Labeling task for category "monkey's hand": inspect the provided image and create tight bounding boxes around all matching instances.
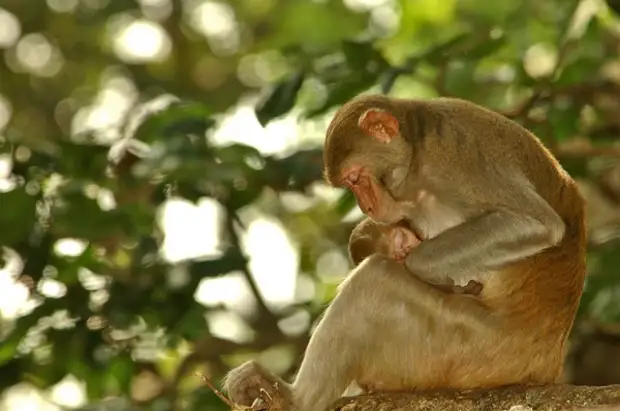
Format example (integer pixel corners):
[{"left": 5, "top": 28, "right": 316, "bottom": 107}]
[
  {"left": 223, "top": 361, "right": 294, "bottom": 410},
  {"left": 387, "top": 226, "right": 421, "bottom": 263}
]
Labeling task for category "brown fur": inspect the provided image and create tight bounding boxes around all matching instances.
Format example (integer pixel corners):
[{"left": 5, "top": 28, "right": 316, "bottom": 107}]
[
  {"left": 348, "top": 217, "right": 482, "bottom": 295},
  {"left": 223, "top": 95, "right": 587, "bottom": 411}
]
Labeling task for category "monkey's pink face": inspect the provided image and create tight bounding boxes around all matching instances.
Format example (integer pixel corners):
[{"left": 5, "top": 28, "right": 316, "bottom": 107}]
[{"left": 341, "top": 165, "right": 403, "bottom": 224}]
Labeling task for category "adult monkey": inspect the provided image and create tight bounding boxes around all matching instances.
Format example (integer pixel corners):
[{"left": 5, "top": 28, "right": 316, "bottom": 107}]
[{"left": 223, "top": 94, "right": 587, "bottom": 411}]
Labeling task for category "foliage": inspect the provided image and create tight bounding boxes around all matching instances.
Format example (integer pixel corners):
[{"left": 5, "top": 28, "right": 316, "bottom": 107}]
[{"left": 1, "top": 0, "right": 620, "bottom": 410}]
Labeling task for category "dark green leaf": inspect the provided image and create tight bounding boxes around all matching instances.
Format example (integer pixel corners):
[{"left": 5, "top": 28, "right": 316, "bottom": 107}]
[
  {"left": 443, "top": 61, "right": 478, "bottom": 96},
  {"left": 304, "top": 73, "right": 375, "bottom": 118},
  {"left": 174, "top": 305, "right": 207, "bottom": 341},
  {"left": 423, "top": 33, "right": 471, "bottom": 64},
  {"left": 133, "top": 101, "right": 215, "bottom": 144},
  {"left": 547, "top": 101, "right": 581, "bottom": 141},
  {"left": 256, "top": 71, "right": 306, "bottom": 126},
  {"left": 556, "top": 58, "right": 600, "bottom": 87},
  {"left": 188, "top": 248, "right": 247, "bottom": 278},
  {"left": 462, "top": 35, "right": 506, "bottom": 60},
  {"left": 607, "top": 0, "right": 620, "bottom": 14},
  {"left": 0, "top": 301, "right": 63, "bottom": 366},
  {"left": 108, "top": 355, "right": 136, "bottom": 393},
  {"left": 335, "top": 191, "right": 357, "bottom": 217},
  {"left": 52, "top": 192, "right": 125, "bottom": 241},
  {"left": 0, "top": 186, "right": 37, "bottom": 246},
  {"left": 342, "top": 40, "right": 388, "bottom": 71},
  {"left": 55, "top": 141, "right": 109, "bottom": 181}
]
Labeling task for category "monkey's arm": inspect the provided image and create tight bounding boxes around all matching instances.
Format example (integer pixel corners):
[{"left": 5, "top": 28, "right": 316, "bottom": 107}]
[{"left": 404, "top": 191, "right": 566, "bottom": 285}]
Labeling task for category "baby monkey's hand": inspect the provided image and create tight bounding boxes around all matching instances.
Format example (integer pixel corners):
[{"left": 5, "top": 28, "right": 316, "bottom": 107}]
[{"left": 387, "top": 226, "right": 421, "bottom": 263}]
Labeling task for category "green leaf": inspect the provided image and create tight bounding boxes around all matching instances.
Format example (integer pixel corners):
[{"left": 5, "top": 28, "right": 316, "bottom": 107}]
[
  {"left": 51, "top": 192, "right": 125, "bottom": 241},
  {"left": 462, "top": 35, "right": 506, "bottom": 60},
  {"left": 304, "top": 73, "right": 375, "bottom": 118},
  {"left": 342, "top": 40, "right": 388, "bottom": 71},
  {"left": 0, "top": 301, "right": 62, "bottom": 366},
  {"left": 547, "top": 101, "right": 581, "bottom": 141},
  {"left": 188, "top": 248, "right": 247, "bottom": 278},
  {"left": 423, "top": 32, "right": 471, "bottom": 64},
  {"left": 267, "top": 148, "right": 324, "bottom": 192},
  {"left": 335, "top": 191, "right": 357, "bottom": 217},
  {"left": 0, "top": 187, "right": 37, "bottom": 247},
  {"left": 108, "top": 355, "right": 136, "bottom": 394},
  {"left": 174, "top": 305, "right": 207, "bottom": 341},
  {"left": 580, "top": 242, "right": 620, "bottom": 321},
  {"left": 55, "top": 141, "right": 109, "bottom": 181},
  {"left": 555, "top": 58, "right": 600, "bottom": 87},
  {"left": 133, "top": 101, "right": 216, "bottom": 144},
  {"left": 443, "top": 60, "right": 478, "bottom": 96},
  {"left": 255, "top": 71, "right": 306, "bottom": 126},
  {"left": 607, "top": 0, "right": 620, "bottom": 15}
]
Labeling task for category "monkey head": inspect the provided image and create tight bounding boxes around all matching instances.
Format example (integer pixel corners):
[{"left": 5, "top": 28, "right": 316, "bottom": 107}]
[{"left": 323, "top": 95, "right": 414, "bottom": 224}]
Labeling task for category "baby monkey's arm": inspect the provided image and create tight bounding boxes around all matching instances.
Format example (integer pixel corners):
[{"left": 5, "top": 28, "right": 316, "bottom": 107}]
[{"left": 349, "top": 218, "right": 482, "bottom": 296}]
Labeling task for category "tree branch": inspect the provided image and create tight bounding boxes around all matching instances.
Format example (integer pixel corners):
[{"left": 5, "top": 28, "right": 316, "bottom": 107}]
[{"left": 330, "top": 384, "right": 620, "bottom": 411}]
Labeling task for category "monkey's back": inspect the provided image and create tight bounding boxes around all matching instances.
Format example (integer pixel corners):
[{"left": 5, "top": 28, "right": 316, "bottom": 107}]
[{"left": 425, "top": 98, "right": 587, "bottom": 379}]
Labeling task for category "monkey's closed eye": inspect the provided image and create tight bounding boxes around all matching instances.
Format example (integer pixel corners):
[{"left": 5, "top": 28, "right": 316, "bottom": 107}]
[{"left": 345, "top": 169, "right": 361, "bottom": 185}]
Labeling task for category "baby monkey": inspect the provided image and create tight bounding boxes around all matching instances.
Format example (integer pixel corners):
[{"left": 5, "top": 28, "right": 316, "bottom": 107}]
[{"left": 349, "top": 217, "right": 483, "bottom": 295}]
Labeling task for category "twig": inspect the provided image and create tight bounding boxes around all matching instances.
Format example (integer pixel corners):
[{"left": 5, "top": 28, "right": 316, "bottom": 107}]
[
  {"left": 223, "top": 208, "right": 278, "bottom": 323},
  {"left": 195, "top": 372, "right": 236, "bottom": 408}
]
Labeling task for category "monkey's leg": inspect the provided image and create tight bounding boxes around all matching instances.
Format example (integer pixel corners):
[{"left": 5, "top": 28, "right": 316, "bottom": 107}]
[
  {"left": 290, "top": 255, "right": 493, "bottom": 411},
  {"left": 226, "top": 255, "right": 494, "bottom": 411}
]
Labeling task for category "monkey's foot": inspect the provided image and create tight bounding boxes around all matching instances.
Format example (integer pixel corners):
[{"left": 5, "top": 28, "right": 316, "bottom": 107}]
[{"left": 224, "top": 361, "right": 293, "bottom": 410}]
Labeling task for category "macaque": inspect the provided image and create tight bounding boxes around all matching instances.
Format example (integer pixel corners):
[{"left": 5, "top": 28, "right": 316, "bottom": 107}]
[
  {"left": 349, "top": 217, "right": 482, "bottom": 295},
  {"left": 223, "top": 95, "right": 587, "bottom": 411}
]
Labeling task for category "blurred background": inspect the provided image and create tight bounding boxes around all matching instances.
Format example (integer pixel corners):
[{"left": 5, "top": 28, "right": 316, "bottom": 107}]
[{"left": 1, "top": 0, "right": 620, "bottom": 410}]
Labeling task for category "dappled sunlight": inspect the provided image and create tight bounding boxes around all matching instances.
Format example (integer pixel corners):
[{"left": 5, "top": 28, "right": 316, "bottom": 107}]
[
  {"left": 112, "top": 18, "right": 172, "bottom": 63},
  {"left": 1, "top": 0, "right": 619, "bottom": 409},
  {"left": 71, "top": 74, "right": 138, "bottom": 136},
  {"left": 187, "top": 0, "right": 240, "bottom": 55},
  {"left": 159, "top": 197, "right": 224, "bottom": 262},
  {"left": 46, "top": 0, "right": 78, "bottom": 13},
  {"left": 0, "top": 384, "right": 59, "bottom": 411},
  {"left": 0, "top": 271, "right": 30, "bottom": 320},
  {"left": 0, "top": 8, "right": 20, "bottom": 48},
  {"left": 242, "top": 217, "right": 299, "bottom": 307},
  {"left": 211, "top": 101, "right": 301, "bottom": 155},
  {"left": 13, "top": 33, "right": 64, "bottom": 77},
  {"left": 50, "top": 376, "right": 87, "bottom": 408},
  {"left": 0, "top": 94, "right": 12, "bottom": 131}
]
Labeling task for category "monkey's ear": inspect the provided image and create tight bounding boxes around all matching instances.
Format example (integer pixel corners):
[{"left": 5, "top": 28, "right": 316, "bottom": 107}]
[{"left": 358, "top": 109, "right": 400, "bottom": 143}]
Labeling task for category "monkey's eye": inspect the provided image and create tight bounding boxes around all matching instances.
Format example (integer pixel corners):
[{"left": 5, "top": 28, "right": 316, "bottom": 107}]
[{"left": 345, "top": 169, "right": 361, "bottom": 185}]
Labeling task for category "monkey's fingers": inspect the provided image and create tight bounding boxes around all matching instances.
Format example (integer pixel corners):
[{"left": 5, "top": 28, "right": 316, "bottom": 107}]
[{"left": 388, "top": 227, "right": 421, "bottom": 261}]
